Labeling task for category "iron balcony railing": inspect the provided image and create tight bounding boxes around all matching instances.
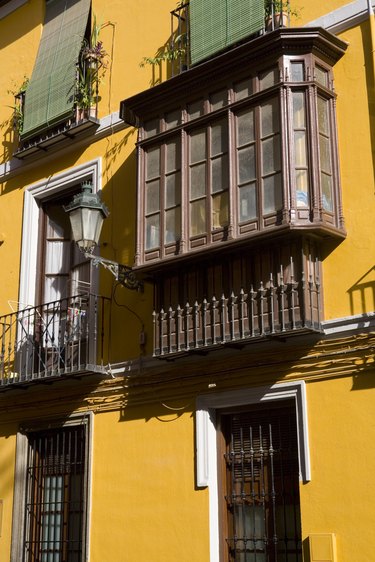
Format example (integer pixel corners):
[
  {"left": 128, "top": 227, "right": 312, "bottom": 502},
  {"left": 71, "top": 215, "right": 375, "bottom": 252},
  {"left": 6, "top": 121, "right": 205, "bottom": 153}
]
[
  {"left": 0, "top": 293, "right": 110, "bottom": 388},
  {"left": 153, "top": 262, "right": 321, "bottom": 357}
]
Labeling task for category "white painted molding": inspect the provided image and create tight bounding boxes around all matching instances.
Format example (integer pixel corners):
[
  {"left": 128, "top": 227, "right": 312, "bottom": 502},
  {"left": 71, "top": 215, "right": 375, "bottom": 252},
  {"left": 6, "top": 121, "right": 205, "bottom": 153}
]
[
  {"left": 19, "top": 158, "right": 102, "bottom": 309},
  {"left": 196, "top": 381, "right": 310, "bottom": 562},
  {"left": 10, "top": 432, "right": 28, "bottom": 562},
  {"left": 306, "top": 0, "right": 375, "bottom": 34},
  {"left": 322, "top": 311, "right": 375, "bottom": 334},
  {"left": 196, "top": 380, "right": 311, "bottom": 485},
  {"left": 0, "top": 0, "right": 28, "bottom": 19},
  {"left": 10, "top": 412, "right": 94, "bottom": 562}
]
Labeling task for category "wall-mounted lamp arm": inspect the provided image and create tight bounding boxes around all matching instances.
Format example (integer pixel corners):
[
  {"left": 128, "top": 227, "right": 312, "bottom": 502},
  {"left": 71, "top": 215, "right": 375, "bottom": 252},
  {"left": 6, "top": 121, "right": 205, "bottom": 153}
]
[{"left": 84, "top": 253, "right": 143, "bottom": 291}]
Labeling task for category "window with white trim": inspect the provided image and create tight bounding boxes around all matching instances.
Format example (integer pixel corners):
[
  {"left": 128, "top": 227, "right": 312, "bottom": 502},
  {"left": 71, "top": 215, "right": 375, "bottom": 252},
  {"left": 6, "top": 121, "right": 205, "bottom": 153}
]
[{"left": 195, "top": 381, "right": 310, "bottom": 562}]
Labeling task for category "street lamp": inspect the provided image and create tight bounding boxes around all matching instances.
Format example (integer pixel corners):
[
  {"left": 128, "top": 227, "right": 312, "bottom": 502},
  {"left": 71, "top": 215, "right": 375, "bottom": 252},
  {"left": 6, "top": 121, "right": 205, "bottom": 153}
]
[{"left": 64, "top": 181, "right": 142, "bottom": 291}]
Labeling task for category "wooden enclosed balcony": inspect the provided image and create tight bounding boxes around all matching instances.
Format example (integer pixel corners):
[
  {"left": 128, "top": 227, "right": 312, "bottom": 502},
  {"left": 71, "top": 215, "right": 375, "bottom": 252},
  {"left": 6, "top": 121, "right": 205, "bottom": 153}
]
[
  {"left": 0, "top": 293, "right": 110, "bottom": 389},
  {"left": 153, "top": 242, "right": 323, "bottom": 357}
]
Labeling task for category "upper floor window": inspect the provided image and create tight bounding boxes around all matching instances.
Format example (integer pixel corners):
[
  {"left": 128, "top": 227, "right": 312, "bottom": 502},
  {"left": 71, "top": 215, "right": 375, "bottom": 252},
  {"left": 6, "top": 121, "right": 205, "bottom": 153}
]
[{"left": 120, "top": 29, "right": 347, "bottom": 268}]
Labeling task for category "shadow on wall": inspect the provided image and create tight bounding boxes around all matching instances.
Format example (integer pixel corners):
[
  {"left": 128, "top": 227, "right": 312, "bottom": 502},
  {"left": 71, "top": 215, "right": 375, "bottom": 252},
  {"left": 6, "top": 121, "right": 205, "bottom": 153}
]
[
  {"left": 347, "top": 265, "right": 375, "bottom": 316},
  {"left": 360, "top": 20, "right": 375, "bottom": 187},
  {"left": 0, "top": 118, "right": 16, "bottom": 165}
]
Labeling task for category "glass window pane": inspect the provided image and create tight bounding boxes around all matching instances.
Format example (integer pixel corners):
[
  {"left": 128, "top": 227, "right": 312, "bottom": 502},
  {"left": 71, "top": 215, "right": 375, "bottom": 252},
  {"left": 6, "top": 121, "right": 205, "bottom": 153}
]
[
  {"left": 263, "top": 173, "right": 282, "bottom": 214},
  {"left": 315, "top": 66, "right": 329, "bottom": 87},
  {"left": 259, "top": 67, "right": 278, "bottom": 90},
  {"left": 290, "top": 62, "right": 304, "bottom": 82},
  {"left": 146, "top": 180, "right": 160, "bottom": 214},
  {"left": 210, "top": 89, "right": 227, "bottom": 110},
  {"left": 261, "top": 98, "right": 280, "bottom": 136},
  {"left": 319, "top": 136, "right": 331, "bottom": 173},
  {"left": 166, "top": 172, "right": 181, "bottom": 208},
  {"left": 165, "top": 110, "right": 181, "bottom": 129},
  {"left": 188, "top": 100, "right": 204, "bottom": 120},
  {"left": 234, "top": 79, "right": 252, "bottom": 100},
  {"left": 321, "top": 173, "right": 333, "bottom": 211},
  {"left": 212, "top": 192, "right": 229, "bottom": 229},
  {"left": 237, "top": 109, "right": 254, "bottom": 146},
  {"left": 44, "top": 275, "right": 68, "bottom": 303},
  {"left": 294, "top": 131, "right": 307, "bottom": 167},
  {"left": 166, "top": 138, "right": 180, "bottom": 172},
  {"left": 239, "top": 183, "right": 257, "bottom": 222},
  {"left": 238, "top": 145, "right": 255, "bottom": 184},
  {"left": 212, "top": 154, "right": 228, "bottom": 193},
  {"left": 317, "top": 97, "right": 329, "bottom": 135},
  {"left": 165, "top": 207, "right": 181, "bottom": 243},
  {"left": 190, "top": 129, "right": 206, "bottom": 163},
  {"left": 211, "top": 119, "right": 228, "bottom": 155},
  {"left": 45, "top": 241, "right": 70, "bottom": 274},
  {"left": 144, "top": 119, "right": 159, "bottom": 138},
  {"left": 296, "top": 170, "right": 309, "bottom": 207},
  {"left": 262, "top": 136, "right": 281, "bottom": 175},
  {"left": 292, "top": 92, "right": 305, "bottom": 128},
  {"left": 190, "top": 163, "right": 206, "bottom": 199},
  {"left": 146, "top": 214, "right": 160, "bottom": 249},
  {"left": 46, "top": 205, "right": 70, "bottom": 238},
  {"left": 190, "top": 199, "right": 206, "bottom": 236},
  {"left": 146, "top": 146, "right": 160, "bottom": 179}
]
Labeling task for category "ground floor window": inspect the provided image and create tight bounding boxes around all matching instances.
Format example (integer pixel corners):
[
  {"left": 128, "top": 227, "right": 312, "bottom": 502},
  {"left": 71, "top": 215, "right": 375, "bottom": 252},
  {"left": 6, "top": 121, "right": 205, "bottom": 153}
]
[
  {"left": 24, "top": 424, "right": 87, "bottom": 562},
  {"left": 219, "top": 402, "right": 302, "bottom": 562}
]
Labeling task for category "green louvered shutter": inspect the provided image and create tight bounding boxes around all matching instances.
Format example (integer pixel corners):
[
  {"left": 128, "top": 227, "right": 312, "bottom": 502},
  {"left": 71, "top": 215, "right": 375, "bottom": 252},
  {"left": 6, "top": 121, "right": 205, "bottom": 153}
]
[
  {"left": 190, "top": 0, "right": 227, "bottom": 66},
  {"left": 22, "top": 0, "right": 90, "bottom": 139},
  {"left": 190, "top": 0, "right": 264, "bottom": 66},
  {"left": 227, "top": 0, "right": 264, "bottom": 45}
]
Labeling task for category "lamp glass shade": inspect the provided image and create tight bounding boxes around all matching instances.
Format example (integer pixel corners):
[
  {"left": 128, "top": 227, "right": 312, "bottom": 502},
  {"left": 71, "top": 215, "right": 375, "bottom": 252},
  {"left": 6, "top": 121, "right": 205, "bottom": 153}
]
[{"left": 69, "top": 207, "right": 105, "bottom": 253}]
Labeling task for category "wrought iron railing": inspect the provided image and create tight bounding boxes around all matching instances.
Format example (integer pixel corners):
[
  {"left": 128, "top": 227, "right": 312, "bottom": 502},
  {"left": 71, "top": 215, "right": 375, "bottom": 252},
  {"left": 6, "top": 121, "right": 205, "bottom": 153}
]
[
  {"left": 0, "top": 294, "right": 110, "bottom": 387},
  {"left": 153, "top": 263, "right": 321, "bottom": 357}
]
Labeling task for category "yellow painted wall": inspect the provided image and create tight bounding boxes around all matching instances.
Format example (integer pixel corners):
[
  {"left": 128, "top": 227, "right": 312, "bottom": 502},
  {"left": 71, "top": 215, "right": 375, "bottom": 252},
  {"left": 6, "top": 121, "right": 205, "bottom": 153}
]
[
  {"left": 0, "top": 1, "right": 374, "bottom": 562},
  {"left": 90, "top": 406, "right": 209, "bottom": 562},
  {"left": 323, "top": 22, "right": 375, "bottom": 319},
  {"left": 0, "top": 427, "right": 17, "bottom": 562},
  {"left": 302, "top": 371, "right": 375, "bottom": 560}
]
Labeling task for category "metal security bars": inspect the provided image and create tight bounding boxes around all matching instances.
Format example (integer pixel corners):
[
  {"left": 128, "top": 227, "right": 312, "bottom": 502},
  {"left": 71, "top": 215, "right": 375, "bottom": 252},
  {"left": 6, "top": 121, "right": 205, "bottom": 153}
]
[
  {"left": 222, "top": 404, "right": 302, "bottom": 562},
  {"left": 153, "top": 257, "right": 321, "bottom": 357},
  {"left": 0, "top": 293, "right": 110, "bottom": 388},
  {"left": 24, "top": 425, "right": 87, "bottom": 562}
]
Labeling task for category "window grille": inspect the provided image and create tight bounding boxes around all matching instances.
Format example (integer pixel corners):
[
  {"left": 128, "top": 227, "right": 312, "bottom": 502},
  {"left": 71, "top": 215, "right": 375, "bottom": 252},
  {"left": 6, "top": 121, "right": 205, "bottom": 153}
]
[
  {"left": 24, "top": 425, "right": 87, "bottom": 562},
  {"left": 221, "top": 403, "right": 302, "bottom": 562}
]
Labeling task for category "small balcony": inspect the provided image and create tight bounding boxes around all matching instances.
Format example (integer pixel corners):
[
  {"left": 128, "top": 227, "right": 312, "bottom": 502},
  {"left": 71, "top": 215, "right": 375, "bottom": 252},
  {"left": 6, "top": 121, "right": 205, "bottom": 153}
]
[
  {"left": 167, "top": 0, "right": 296, "bottom": 77},
  {"left": 0, "top": 293, "right": 110, "bottom": 389},
  {"left": 12, "top": 55, "right": 102, "bottom": 160},
  {"left": 153, "top": 253, "right": 322, "bottom": 357}
]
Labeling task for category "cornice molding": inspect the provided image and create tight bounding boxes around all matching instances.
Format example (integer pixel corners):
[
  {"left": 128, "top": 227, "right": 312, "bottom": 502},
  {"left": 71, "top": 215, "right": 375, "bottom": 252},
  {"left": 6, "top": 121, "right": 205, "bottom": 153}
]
[
  {"left": 120, "top": 28, "right": 347, "bottom": 124},
  {"left": 306, "top": 0, "right": 375, "bottom": 35}
]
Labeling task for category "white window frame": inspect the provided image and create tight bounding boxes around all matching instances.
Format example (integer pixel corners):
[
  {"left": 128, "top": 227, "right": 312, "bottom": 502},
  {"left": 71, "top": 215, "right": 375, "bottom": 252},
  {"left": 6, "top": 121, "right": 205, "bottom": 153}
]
[
  {"left": 10, "top": 411, "right": 94, "bottom": 562},
  {"left": 19, "top": 159, "right": 102, "bottom": 309},
  {"left": 196, "top": 380, "right": 310, "bottom": 562}
]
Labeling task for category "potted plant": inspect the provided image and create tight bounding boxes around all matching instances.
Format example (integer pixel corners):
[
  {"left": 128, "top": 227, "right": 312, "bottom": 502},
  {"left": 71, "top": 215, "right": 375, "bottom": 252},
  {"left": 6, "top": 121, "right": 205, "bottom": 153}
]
[
  {"left": 8, "top": 76, "right": 29, "bottom": 134},
  {"left": 264, "top": 1, "right": 300, "bottom": 30},
  {"left": 75, "top": 16, "right": 108, "bottom": 121}
]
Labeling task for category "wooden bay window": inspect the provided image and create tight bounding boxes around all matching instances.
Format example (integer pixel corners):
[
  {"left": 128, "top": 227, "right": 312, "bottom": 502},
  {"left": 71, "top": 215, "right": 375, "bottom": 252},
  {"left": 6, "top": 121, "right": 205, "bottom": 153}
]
[{"left": 120, "top": 28, "right": 347, "bottom": 269}]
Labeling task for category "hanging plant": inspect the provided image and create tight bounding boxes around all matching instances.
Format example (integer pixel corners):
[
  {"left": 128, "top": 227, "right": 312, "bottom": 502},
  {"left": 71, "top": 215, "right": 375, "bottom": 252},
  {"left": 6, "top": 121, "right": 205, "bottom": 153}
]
[{"left": 75, "top": 15, "right": 108, "bottom": 113}]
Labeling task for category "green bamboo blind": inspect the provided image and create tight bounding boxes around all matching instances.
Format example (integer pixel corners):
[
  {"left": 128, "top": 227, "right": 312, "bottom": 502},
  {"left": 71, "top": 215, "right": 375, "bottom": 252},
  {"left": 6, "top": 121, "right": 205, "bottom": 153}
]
[
  {"left": 22, "top": 0, "right": 90, "bottom": 139},
  {"left": 190, "top": 0, "right": 264, "bottom": 66}
]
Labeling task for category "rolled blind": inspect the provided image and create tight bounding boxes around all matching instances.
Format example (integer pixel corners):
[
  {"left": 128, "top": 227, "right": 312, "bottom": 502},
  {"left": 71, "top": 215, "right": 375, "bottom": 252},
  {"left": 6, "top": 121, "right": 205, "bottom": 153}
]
[
  {"left": 22, "top": 0, "right": 90, "bottom": 139},
  {"left": 190, "top": 0, "right": 264, "bottom": 66}
]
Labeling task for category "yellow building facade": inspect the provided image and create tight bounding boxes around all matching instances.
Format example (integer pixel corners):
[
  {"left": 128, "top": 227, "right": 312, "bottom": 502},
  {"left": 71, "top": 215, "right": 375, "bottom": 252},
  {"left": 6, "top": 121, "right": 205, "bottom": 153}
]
[{"left": 0, "top": 1, "right": 374, "bottom": 561}]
